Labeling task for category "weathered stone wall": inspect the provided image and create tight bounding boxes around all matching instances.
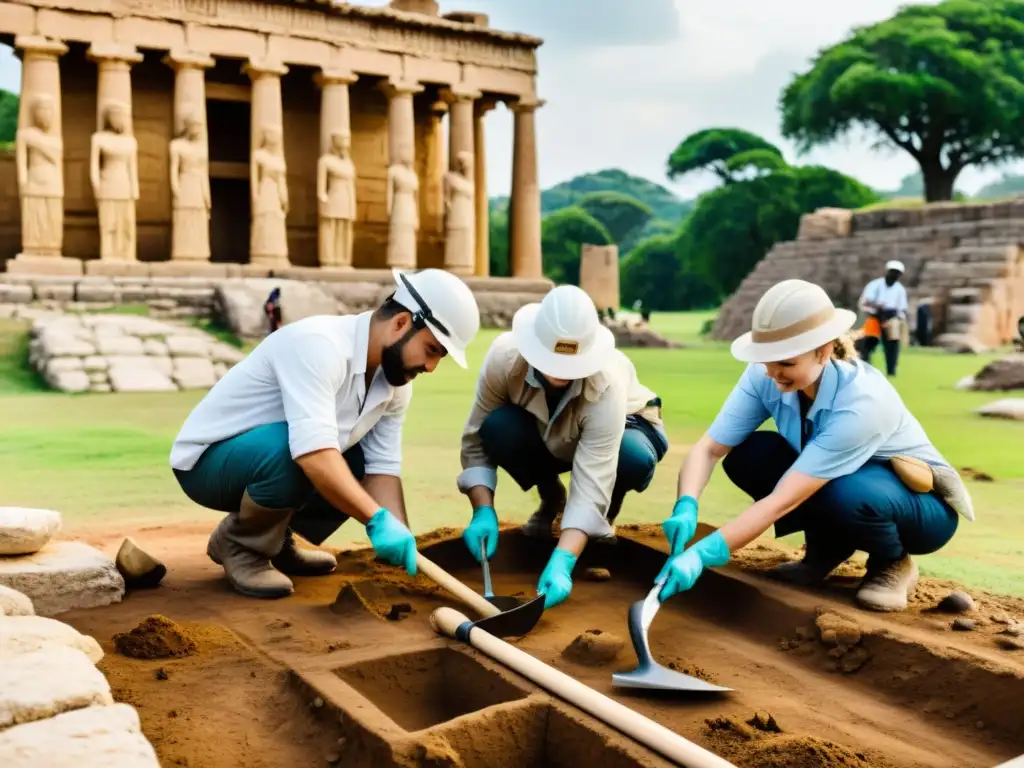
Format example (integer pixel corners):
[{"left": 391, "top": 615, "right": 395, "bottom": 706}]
[{"left": 712, "top": 199, "right": 1024, "bottom": 349}]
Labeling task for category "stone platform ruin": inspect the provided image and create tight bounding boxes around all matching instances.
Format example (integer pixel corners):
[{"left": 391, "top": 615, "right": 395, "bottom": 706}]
[{"left": 712, "top": 200, "right": 1024, "bottom": 350}]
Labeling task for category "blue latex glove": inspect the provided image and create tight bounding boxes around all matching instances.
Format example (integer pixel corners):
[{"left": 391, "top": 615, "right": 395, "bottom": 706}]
[
  {"left": 537, "top": 548, "right": 577, "bottom": 609},
  {"left": 366, "top": 508, "right": 417, "bottom": 576},
  {"left": 662, "top": 496, "right": 698, "bottom": 556},
  {"left": 655, "top": 531, "right": 730, "bottom": 602},
  {"left": 463, "top": 505, "right": 499, "bottom": 563}
]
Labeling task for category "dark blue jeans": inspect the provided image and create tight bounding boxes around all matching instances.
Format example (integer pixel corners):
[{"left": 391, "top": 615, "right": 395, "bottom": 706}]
[
  {"left": 478, "top": 404, "right": 668, "bottom": 522},
  {"left": 722, "top": 431, "right": 958, "bottom": 566},
  {"left": 173, "top": 422, "right": 364, "bottom": 545}
]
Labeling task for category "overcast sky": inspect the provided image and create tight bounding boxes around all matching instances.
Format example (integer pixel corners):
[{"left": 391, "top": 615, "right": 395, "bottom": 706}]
[{"left": 3, "top": 0, "right": 1020, "bottom": 200}]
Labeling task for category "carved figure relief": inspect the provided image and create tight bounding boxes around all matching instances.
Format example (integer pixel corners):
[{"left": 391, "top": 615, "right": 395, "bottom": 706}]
[
  {"left": 317, "top": 131, "right": 357, "bottom": 268},
  {"left": 443, "top": 151, "right": 475, "bottom": 273},
  {"left": 169, "top": 113, "right": 211, "bottom": 261},
  {"left": 15, "top": 94, "right": 64, "bottom": 257},
  {"left": 386, "top": 142, "right": 419, "bottom": 267},
  {"left": 90, "top": 100, "right": 140, "bottom": 261},
  {"left": 250, "top": 125, "right": 289, "bottom": 264}
]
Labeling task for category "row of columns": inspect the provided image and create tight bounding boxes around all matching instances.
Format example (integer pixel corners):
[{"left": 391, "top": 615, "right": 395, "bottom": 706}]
[{"left": 11, "top": 34, "right": 543, "bottom": 279}]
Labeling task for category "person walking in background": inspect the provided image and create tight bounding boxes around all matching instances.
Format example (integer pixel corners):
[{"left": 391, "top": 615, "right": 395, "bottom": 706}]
[
  {"left": 264, "top": 287, "right": 283, "bottom": 334},
  {"left": 855, "top": 260, "right": 908, "bottom": 376}
]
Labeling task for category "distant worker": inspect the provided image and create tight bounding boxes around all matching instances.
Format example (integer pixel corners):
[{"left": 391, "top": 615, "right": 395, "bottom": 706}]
[
  {"left": 458, "top": 285, "right": 668, "bottom": 609},
  {"left": 654, "top": 280, "right": 973, "bottom": 613},
  {"left": 855, "top": 260, "right": 908, "bottom": 376},
  {"left": 169, "top": 269, "right": 480, "bottom": 599},
  {"left": 264, "top": 287, "right": 283, "bottom": 334},
  {"left": 1015, "top": 315, "right": 1024, "bottom": 351}
]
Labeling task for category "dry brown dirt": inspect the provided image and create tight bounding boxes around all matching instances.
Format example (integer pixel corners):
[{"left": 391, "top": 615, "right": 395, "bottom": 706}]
[{"left": 59, "top": 522, "right": 1024, "bottom": 768}]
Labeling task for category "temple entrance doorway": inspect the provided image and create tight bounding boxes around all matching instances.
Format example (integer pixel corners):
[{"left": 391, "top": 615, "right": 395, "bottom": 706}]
[{"left": 206, "top": 94, "right": 251, "bottom": 264}]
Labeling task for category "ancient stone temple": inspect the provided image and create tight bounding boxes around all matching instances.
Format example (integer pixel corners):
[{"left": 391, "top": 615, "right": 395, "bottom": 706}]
[{"left": 0, "top": 0, "right": 544, "bottom": 280}]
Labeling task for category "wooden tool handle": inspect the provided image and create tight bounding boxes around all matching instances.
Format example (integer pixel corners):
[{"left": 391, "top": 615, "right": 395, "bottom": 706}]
[
  {"left": 431, "top": 607, "right": 735, "bottom": 768},
  {"left": 416, "top": 553, "right": 501, "bottom": 618}
]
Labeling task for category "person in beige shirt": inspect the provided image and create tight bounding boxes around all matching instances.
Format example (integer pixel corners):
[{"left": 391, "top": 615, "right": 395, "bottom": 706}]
[{"left": 458, "top": 285, "right": 668, "bottom": 609}]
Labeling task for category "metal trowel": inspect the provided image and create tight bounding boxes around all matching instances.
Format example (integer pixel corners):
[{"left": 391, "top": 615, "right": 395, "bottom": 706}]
[
  {"left": 612, "top": 583, "right": 733, "bottom": 693},
  {"left": 479, "top": 541, "right": 524, "bottom": 611}
]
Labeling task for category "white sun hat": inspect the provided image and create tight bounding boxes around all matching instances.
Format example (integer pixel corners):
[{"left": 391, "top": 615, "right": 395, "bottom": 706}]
[
  {"left": 730, "top": 279, "right": 857, "bottom": 364},
  {"left": 391, "top": 268, "right": 480, "bottom": 368},
  {"left": 885, "top": 259, "right": 905, "bottom": 273},
  {"left": 511, "top": 284, "right": 615, "bottom": 380}
]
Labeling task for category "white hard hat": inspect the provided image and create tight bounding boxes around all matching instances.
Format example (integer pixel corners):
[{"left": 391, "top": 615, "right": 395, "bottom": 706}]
[
  {"left": 886, "top": 260, "right": 905, "bottom": 273},
  {"left": 390, "top": 268, "right": 480, "bottom": 368},
  {"left": 511, "top": 285, "right": 615, "bottom": 380},
  {"left": 730, "top": 279, "right": 857, "bottom": 364}
]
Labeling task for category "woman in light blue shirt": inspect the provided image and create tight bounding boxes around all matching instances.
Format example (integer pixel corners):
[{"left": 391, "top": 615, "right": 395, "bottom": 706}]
[{"left": 656, "top": 280, "right": 973, "bottom": 612}]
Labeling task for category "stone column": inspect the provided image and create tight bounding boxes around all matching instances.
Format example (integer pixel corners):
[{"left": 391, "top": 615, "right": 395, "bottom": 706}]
[
  {"left": 87, "top": 43, "right": 143, "bottom": 133},
  {"left": 315, "top": 68, "right": 358, "bottom": 154},
  {"left": 508, "top": 97, "right": 544, "bottom": 279},
  {"left": 164, "top": 49, "right": 214, "bottom": 138},
  {"left": 380, "top": 78, "right": 424, "bottom": 269},
  {"left": 244, "top": 57, "right": 288, "bottom": 157},
  {"left": 315, "top": 69, "right": 359, "bottom": 270},
  {"left": 440, "top": 85, "right": 478, "bottom": 171},
  {"left": 473, "top": 100, "right": 495, "bottom": 277},
  {"left": 9, "top": 36, "right": 75, "bottom": 274}
]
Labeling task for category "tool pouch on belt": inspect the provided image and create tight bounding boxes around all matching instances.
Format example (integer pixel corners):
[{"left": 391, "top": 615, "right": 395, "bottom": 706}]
[{"left": 890, "top": 455, "right": 976, "bottom": 522}]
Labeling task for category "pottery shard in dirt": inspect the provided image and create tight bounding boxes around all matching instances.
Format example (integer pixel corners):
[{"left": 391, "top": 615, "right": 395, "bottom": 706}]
[
  {"left": 0, "top": 540, "right": 125, "bottom": 616},
  {"left": 0, "top": 703, "right": 160, "bottom": 768},
  {"left": 0, "top": 615, "right": 104, "bottom": 664},
  {"left": 0, "top": 646, "right": 114, "bottom": 730},
  {"left": 0, "top": 585, "right": 34, "bottom": 616},
  {"left": 0, "top": 507, "right": 61, "bottom": 555}
]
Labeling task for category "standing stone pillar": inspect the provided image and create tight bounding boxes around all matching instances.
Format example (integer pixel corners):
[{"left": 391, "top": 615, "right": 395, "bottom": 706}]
[
  {"left": 380, "top": 78, "right": 423, "bottom": 269},
  {"left": 9, "top": 35, "right": 75, "bottom": 275},
  {"left": 441, "top": 86, "right": 478, "bottom": 171},
  {"left": 315, "top": 69, "right": 358, "bottom": 155},
  {"left": 508, "top": 97, "right": 544, "bottom": 279},
  {"left": 164, "top": 50, "right": 214, "bottom": 138},
  {"left": 244, "top": 58, "right": 290, "bottom": 268},
  {"left": 473, "top": 100, "right": 495, "bottom": 277},
  {"left": 88, "top": 43, "right": 143, "bottom": 133},
  {"left": 315, "top": 69, "right": 359, "bottom": 269}
]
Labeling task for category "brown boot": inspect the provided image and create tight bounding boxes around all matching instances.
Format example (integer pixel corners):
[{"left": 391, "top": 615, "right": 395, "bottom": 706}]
[
  {"left": 522, "top": 478, "right": 566, "bottom": 539},
  {"left": 207, "top": 491, "right": 294, "bottom": 599},
  {"left": 271, "top": 530, "right": 337, "bottom": 576},
  {"left": 765, "top": 551, "right": 848, "bottom": 587},
  {"left": 856, "top": 554, "right": 918, "bottom": 612}
]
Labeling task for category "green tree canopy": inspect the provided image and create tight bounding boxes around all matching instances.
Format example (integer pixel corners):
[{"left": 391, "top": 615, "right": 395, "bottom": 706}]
[
  {"left": 489, "top": 208, "right": 509, "bottom": 277},
  {"left": 0, "top": 90, "right": 19, "bottom": 145},
  {"left": 725, "top": 148, "right": 790, "bottom": 179},
  {"left": 577, "top": 190, "right": 653, "bottom": 247},
  {"left": 667, "top": 128, "right": 784, "bottom": 184},
  {"left": 621, "top": 232, "right": 719, "bottom": 312},
  {"left": 540, "top": 206, "right": 612, "bottom": 286},
  {"left": 780, "top": 0, "right": 1024, "bottom": 202}
]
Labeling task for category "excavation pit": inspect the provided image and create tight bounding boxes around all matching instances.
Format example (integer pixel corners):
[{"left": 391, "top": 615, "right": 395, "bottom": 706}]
[{"left": 334, "top": 646, "right": 531, "bottom": 732}]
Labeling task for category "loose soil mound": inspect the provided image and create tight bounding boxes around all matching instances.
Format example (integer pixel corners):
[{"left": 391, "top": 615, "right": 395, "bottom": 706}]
[
  {"left": 561, "top": 629, "right": 625, "bottom": 666},
  {"left": 113, "top": 615, "right": 198, "bottom": 659}
]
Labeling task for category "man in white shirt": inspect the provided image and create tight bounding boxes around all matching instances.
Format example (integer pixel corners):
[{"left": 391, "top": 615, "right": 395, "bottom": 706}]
[
  {"left": 856, "top": 259, "right": 909, "bottom": 376},
  {"left": 170, "top": 269, "right": 481, "bottom": 599},
  {"left": 458, "top": 286, "right": 668, "bottom": 609}
]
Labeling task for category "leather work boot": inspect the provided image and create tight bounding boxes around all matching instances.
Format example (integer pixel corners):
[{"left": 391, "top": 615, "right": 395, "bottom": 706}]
[
  {"left": 856, "top": 554, "right": 919, "bottom": 612},
  {"left": 521, "top": 478, "right": 567, "bottom": 539},
  {"left": 271, "top": 530, "right": 337, "bottom": 576},
  {"left": 207, "top": 491, "right": 295, "bottom": 599},
  {"left": 764, "top": 550, "right": 850, "bottom": 587}
]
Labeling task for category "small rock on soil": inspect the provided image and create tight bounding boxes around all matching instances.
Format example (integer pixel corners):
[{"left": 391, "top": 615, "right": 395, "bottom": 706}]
[
  {"left": 996, "top": 636, "right": 1023, "bottom": 651},
  {"left": 113, "top": 615, "right": 198, "bottom": 659},
  {"left": 561, "top": 629, "right": 625, "bottom": 666},
  {"left": 952, "top": 618, "right": 977, "bottom": 632},
  {"left": 815, "top": 612, "right": 862, "bottom": 647},
  {"left": 582, "top": 567, "right": 611, "bottom": 581},
  {"left": 937, "top": 591, "right": 975, "bottom": 613}
]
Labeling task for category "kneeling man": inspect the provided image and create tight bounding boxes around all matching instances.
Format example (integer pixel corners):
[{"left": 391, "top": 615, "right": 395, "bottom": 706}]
[
  {"left": 169, "top": 269, "right": 480, "bottom": 598},
  {"left": 457, "top": 285, "right": 668, "bottom": 608}
]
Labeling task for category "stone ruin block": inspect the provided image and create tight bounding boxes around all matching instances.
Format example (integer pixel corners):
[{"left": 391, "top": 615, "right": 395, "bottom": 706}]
[
  {"left": 579, "top": 243, "right": 620, "bottom": 311},
  {"left": 0, "top": 540, "right": 125, "bottom": 616}
]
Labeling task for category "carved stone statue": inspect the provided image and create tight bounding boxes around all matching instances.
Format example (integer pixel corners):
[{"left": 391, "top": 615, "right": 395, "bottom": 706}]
[
  {"left": 16, "top": 94, "right": 64, "bottom": 257},
  {"left": 386, "top": 142, "right": 419, "bottom": 268},
  {"left": 90, "top": 100, "right": 139, "bottom": 261},
  {"left": 317, "top": 130, "right": 357, "bottom": 268},
  {"left": 443, "top": 150, "right": 475, "bottom": 274},
  {"left": 169, "top": 113, "right": 211, "bottom": 261},
  {"left": 250, "top": 125, "right": 289, "bottom": 265}
]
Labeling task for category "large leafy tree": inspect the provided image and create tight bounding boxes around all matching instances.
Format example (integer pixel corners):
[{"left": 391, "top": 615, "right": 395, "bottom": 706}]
[
  {"left": 0, "top": 90, "right": 18, "bottom": 144},
  {"left": 576, "top": 191, "right": 653, "bottom": 248},
  {"left": 780, "top": 0, "right": 1024, "bottom": 202},
  {"left": 540, "top": 207, "right": 612, "bottom": 286},
  {"left": 667, "top": 128, "right": 784, "bottom": 184},
  {"left": 621, "top": 232, "right": 719, "bottom": 311}
]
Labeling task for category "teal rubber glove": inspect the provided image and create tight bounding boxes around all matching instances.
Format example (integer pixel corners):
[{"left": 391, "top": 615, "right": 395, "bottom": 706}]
[
  {"left": 537, "top": 548, "right": 577, "bottom": 609},
  {"left": 463, "top": 505, "right": 499, "bottom": 563},
  {"left": 662, "top": 496, "right": 698, "bottom": 556},
  {"left": 366, "top": 508, "right": 417, "bottom": 576},
  {"left": 655, "top": 531, "right": 730, "bottom": 602}
]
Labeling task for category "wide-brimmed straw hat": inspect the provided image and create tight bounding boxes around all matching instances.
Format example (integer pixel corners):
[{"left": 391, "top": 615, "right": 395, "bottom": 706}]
[
  {"left": 512, "top": 284, "right": 615, "bottom": 380},
  {"left": 730, "top": 279, "right": 857, "bottom": 363}
]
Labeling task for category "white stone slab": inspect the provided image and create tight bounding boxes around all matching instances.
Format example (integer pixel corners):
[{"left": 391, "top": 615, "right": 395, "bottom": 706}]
[
  {"left": 0, "top": 585, "right": 33, "bottom": 616},
  {"left": 974, "top": 398, "right": 1024, "bottom": 421},
  {"left": 107, "top": 361, "right": 178, "bottom": 393},
  {"left": 172, "top": 356, "right": 217, "bottom": 389},
  {"left": 0, "top": 507, "right": 61, "bottom": 555},
  {"left": 0, "top": 615, "right": 103, "bottom": 663},
  {"left": 0, "top": 540, "right": 124, "bottom": 616},
  {"left": 0, "top": 646, "right": 113, "bottom": 730},
  {"left": 0, "top": 704, "right": 159, "bottom": 767}
]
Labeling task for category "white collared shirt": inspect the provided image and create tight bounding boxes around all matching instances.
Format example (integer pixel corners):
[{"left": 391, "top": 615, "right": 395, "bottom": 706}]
[
  {"left": 859, "top": 277, "right": 909, "bottom": 318},
  {"left": 169, "top": 312, "right": 411, "bottom": 476}
]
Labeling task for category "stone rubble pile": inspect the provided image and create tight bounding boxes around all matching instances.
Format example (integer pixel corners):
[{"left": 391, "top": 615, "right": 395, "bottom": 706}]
[
  {"left": 0, "top": 508, "right": 157, "bottom": 765},
  {"left": 27, "top": 312, "right": 247, "bottom": 393}
]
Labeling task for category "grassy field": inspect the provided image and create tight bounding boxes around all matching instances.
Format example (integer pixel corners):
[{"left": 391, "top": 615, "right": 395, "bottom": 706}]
[{"left": 0, "top": 312, "right": 1021, "bottom": 596}]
